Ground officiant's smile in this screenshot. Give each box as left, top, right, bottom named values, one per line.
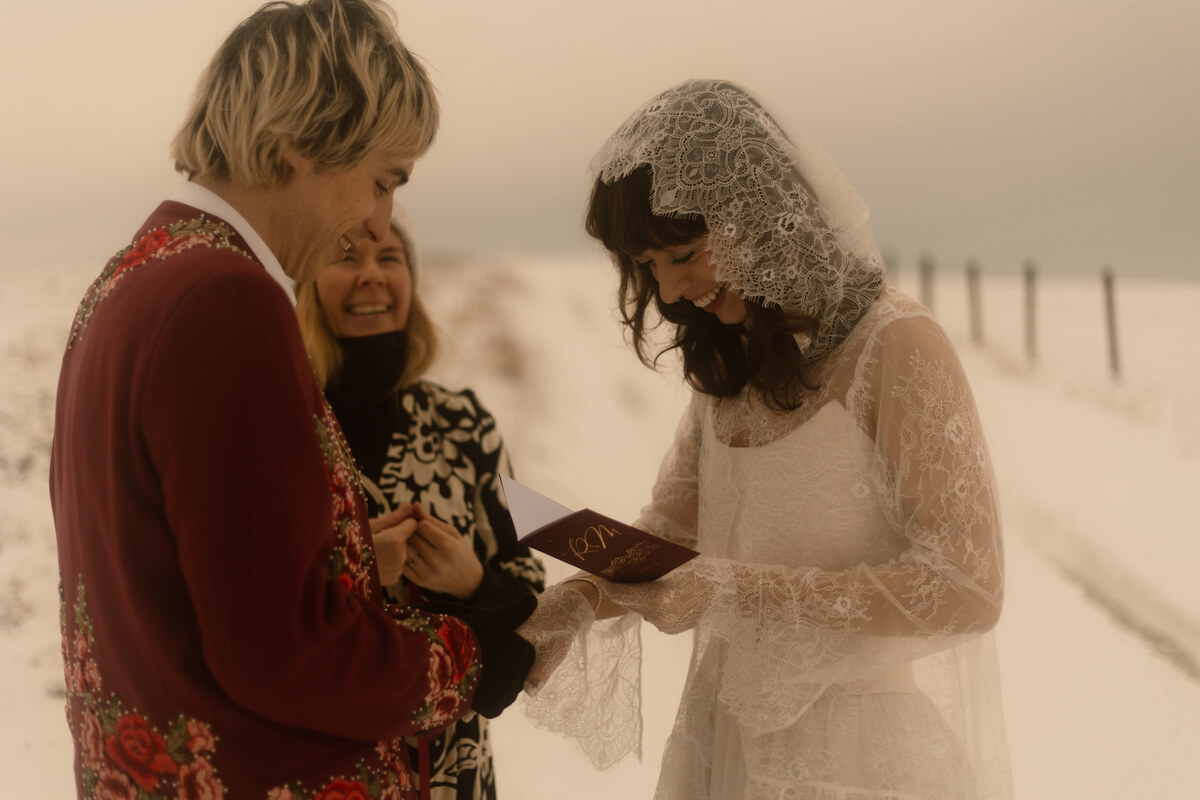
left=316, top=229, right=414, bottom=338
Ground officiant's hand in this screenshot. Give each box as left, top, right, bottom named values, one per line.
left=402, top=504, right=485, bottom=600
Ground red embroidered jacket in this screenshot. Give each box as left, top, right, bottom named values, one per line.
left=50, top=202, right=480, bottom=800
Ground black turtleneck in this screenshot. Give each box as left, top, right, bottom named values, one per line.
left=323, top=329, right=409, bottom=488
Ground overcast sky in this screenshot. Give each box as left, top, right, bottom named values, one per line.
left=2, top=0, right=1196, bottom=278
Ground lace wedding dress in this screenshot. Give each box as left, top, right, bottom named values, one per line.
left=522, top=79, right=1011, bottom=799
left=524, top=289, right=1012, bottom=799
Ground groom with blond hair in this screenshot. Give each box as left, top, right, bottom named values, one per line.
left=51, top=2, right=533, bottom=796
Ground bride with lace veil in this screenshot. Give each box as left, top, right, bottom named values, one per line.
left=517, top=79, right=1013, bottom=800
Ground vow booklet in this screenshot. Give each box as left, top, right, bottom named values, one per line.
left=500, top=475, right=699, bottom=583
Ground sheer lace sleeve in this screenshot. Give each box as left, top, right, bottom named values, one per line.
left=856, top=310, right=1004, bottom=637
left=518, top=393, right=712, bottom=768
left=603, top=308, right=1004, bottom=731
left=632, top=391, right=705, bottom=548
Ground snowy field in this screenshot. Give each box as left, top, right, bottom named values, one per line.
left=2, top=252, right=1198, bottom=797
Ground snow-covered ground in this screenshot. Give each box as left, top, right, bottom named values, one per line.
left=2, top=253, right=1198, bottom=797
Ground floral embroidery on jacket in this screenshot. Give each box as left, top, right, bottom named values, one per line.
left=313, top=399, right=478, bottom=729
left=266, top=740, right=414, bottom=800
left=61, top=576, right=228, bottom=800
left=388, top=606, right=481, bottom=730
left=314, top=402, right=375, bottom=597
left=68, top=216, right=252, bottom=349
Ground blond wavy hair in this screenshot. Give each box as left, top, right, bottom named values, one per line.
left=295, top=220, right=438, bottom=391
left=172, top=0, right=438, bottom=186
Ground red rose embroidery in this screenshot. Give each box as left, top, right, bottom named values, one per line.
left=157, top=233, right=209, bottom=258
left=83, top=659, right=102, bottom=693
left=374, top=737, right=410, bottom=777
left=186, top=719, right=216, bottom=754
left=312, top=778, right=371, bottom=800
left=115, top=229, right=170, bottom=276
left=422, top=644, right=467, bottom=727
left=430, top=691, right=461, bottom=727
left=337, top=572, right=354, bottom=592
left=354, top=568, right=372, bottom=595
left=437, top=619, right=475, bottom=685
left=65, top=577, right=230, bottom=799
left=93, top=767, right=137, bottom=800
left=71, top=657, right=101, bottom=695
left=67, top=661, right=83, bottom=694
left=70, top=630, right=100, bottom=693
left=105, top=713, right=179, bottom=792
left=394, top=759, right=414, bottom=790
left=178, top=756, right=225, bottom=800
left=81, top=709, right=106, bottom=770
left=330, top=462, right=357, bottom=523
left=343, top=520, right=364, bottom=567
left=427, top=642, right=455, bottom=691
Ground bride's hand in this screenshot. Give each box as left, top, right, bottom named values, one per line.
left=600, top=558, right=717, bottom=635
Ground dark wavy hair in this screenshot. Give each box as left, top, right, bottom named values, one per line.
left=585, top=165, right=818, bottom=411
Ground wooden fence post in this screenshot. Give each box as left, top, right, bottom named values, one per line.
left=919, top=252, right=935, bottom=314
left=1023, top=259, right=1037, bottom=363
left=966, top=259, right=984, bottom=346
left=1102, top=266, right=1121, bottom=381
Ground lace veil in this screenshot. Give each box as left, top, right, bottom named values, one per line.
left=591, top=79, right=885, bottom=364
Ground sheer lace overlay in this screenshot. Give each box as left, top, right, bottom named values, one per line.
left=523, top=290, right=1012, bottom=799
left=517, top=584, right=644, bottom=770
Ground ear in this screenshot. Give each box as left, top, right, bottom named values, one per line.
left=278, top=141, right=312, bottom=183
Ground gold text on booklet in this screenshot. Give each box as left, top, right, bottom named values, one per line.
left=563, top=524, right=621, bottom=563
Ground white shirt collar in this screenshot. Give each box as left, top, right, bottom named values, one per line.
left=170, top=182, right=295, bottom=306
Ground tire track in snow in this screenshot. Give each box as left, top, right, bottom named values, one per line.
left=1009, top=500, right=1200, bottom=682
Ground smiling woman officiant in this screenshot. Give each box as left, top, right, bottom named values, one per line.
left=296, top=207, right=546, bottom=800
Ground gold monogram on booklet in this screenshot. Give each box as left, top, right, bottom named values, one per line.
left=500, top=476, right=699, bottom=583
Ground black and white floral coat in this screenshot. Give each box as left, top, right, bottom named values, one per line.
left=325, top=334, right=545, bottom=800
